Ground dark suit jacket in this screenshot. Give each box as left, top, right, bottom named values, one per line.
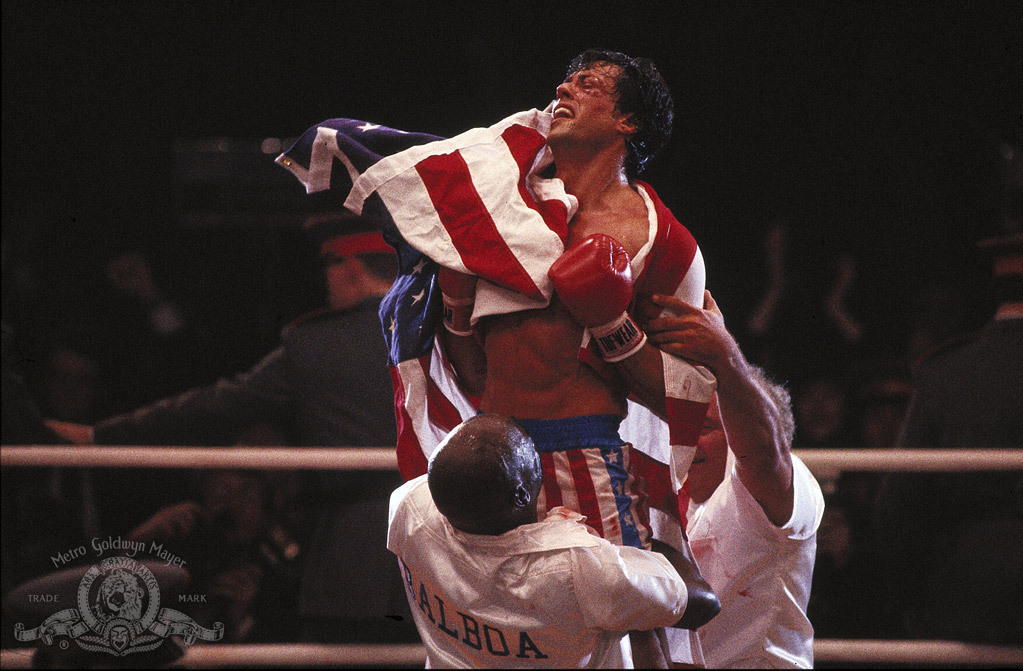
left=875, top=315, right=1023, bottom=644
left=93, top=297, right=409, bottom=629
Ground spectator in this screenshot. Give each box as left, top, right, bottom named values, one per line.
left=739, top=215, right=869, bottom=387
left=126, top=466, right=301, bottom=643
left=792, top=377, right=856, bottom=450
left=45, top=214, right=418, bottom=644
left=95, top=248, right=215, bottom=409
left=904, top=278, right=971, bottom=366
left=38, top=346, right=108, bottom=425
left=874, top=232, right=1023, bottom=644
left=806, top=362, right=912, bottom=640
left=808, top=487, right=892, bottom=639
left=852, top=361, right=913, bottom=450
left=1, top=328, right=79, bottom=619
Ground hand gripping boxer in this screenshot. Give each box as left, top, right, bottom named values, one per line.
left=549, top=234, right=647, bottom=362
left=551, top=234, right=721, bottom=660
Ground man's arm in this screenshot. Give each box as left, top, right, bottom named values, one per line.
left=548, top=234, right=698, bottom=420
left=436, top=268, right=487, bottom=398
left=608, top=341, right=670, bottom=418
left=571, top=538, right=709, bottom=634
left=649, top=538, right=721, bottom=629
left=48, top=346, right=295, bottom=446
left=646, top=291, right=795, bottom=525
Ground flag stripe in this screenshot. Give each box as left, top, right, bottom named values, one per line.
left=631, top=182, right=703, bottom=326
left=589, top=450, right=627, bottom=546
left=391, top=365, right=429, bottom=481
left=628, top=449, right=677, bottom=520
left=621, top=447, right=654, bottom=541
left=676, top=478, right=690, bottom=527
left=666, top=398, right=711, bottom=448
left=428, top=336, right=481, bottom=417
left=632, top=181, right=698, bottom=302
left=501, top=125, right=569, bottom=244
left=567, top=449, right=606, bottom=539
left=373, top=175, right=465, bottom=270
left=538, top=453, right=564, bottom=512
left=423, top=357, right=466, bottom=435
left=465, top=126, right=567, bottom=293
left=415, top=151, right=544, bottom=300
left=395, top=357, right=449, bottom=463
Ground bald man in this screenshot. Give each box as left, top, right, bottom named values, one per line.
left=387, top=414, right=718, bottom=668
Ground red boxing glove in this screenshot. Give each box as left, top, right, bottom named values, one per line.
left=548, top=234, right=647, bottom=362
left=439, top=267, right=478, bottom=336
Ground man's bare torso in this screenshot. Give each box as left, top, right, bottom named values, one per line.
left=479, top=184, right=649, bottom=419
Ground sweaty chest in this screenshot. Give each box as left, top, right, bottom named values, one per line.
left=567, top=209, right=650, bottom=261
left=484, top=300, right=586, bottom=368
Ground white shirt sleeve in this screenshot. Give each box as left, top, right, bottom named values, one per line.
left=570, top=542, right=688, bottom=632
left=387, top=475, right=428, bottom=555
left=730, top=454, right=824, bottom=541
left=782, top=455, right=825, bottom=540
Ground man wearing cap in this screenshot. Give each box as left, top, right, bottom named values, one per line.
left=45, top=216, right=419, bottom=644
left=875, top=231, right=1023, bottom=645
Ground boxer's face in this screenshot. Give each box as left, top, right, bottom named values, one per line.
left=688, top=399, right=728, bottom=505
left=549, top=62, right=635, bottom=147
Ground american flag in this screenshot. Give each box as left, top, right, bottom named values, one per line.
left=277, top=110, right=580, bottom=478
left=276, top=109, right=714, bottom=521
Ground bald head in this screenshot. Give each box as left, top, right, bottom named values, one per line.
left=428, top=414, right=542, bottom=535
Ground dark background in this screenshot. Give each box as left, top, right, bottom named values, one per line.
left=3, top=0, right=1022, bottom=391
left=3, top=2, right=1023, bottom=653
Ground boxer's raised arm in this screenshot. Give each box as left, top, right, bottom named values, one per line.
left=437, top=267, right=487, bottom=397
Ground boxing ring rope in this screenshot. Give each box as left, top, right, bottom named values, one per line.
left=2, top=444, right=1022, bottom=668
left=3, top=445, right=1022, bottom=472
left=2, top=639, right=1023, bottom=668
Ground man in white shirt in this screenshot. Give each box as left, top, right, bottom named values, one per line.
left=645, top=291, right=825, bottom=668
left=387, top=413, right=720, bottom=668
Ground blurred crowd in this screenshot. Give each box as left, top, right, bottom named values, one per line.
left=2, top=222, right=322, bottom=648
left=2, top=148, right=1021, bottom=651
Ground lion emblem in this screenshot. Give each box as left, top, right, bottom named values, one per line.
left=94, top=568, right=145, bottom=623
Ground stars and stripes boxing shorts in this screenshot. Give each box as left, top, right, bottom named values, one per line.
left=514, top=414, right=651, bottom=549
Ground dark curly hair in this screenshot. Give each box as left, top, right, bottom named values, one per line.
left=565, top=49, right=674, bottom=176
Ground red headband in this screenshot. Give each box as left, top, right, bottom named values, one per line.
left=320, top=231, right=393, bottom=258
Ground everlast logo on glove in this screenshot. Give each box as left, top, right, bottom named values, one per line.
left=548, top=233, right=648, bottom=363
left=591, top=312, right=646, bottom=362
